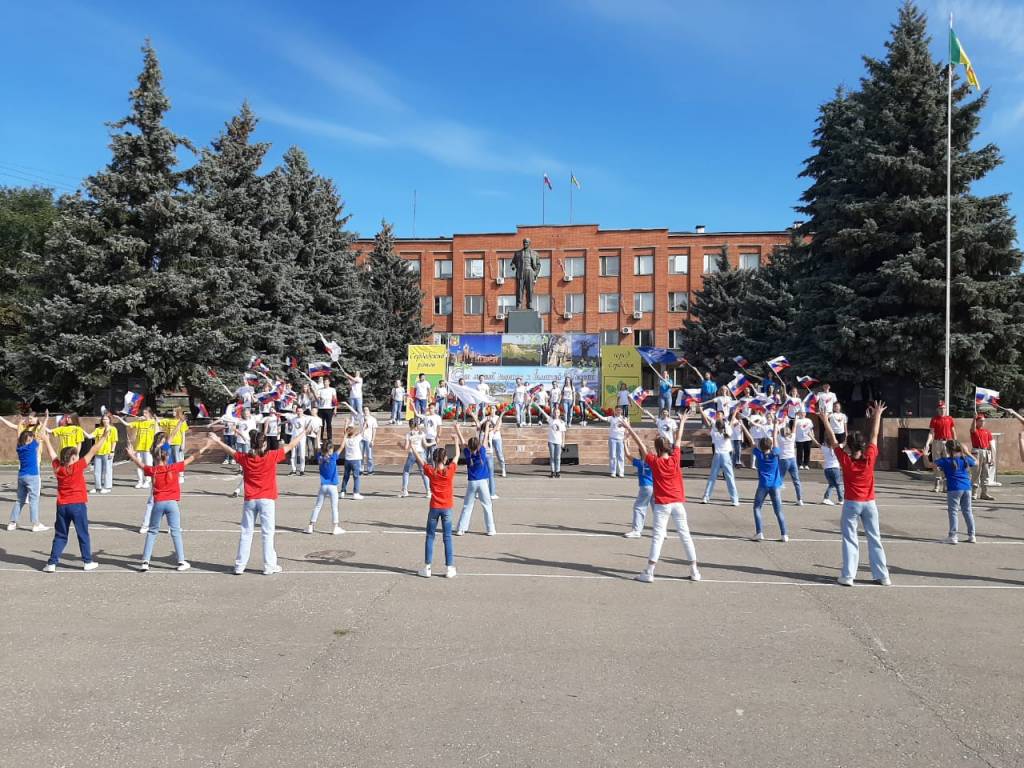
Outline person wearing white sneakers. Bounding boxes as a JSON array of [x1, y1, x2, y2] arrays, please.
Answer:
[[8, 427, 48, 533], [89, 413, 118, 494], [412, 426, 463, 578], [360, 405, 378, 476], [935, 441, 977, 545], [485, 405, 508, 480], [116, 409, 157, 488], [925, 404, 956, 493], [455, 423, 495, 536], [624, 415, 700, 583], [308, 441, 344, 535], [207, 429, 305, 575], [700, 409, 740, 506], [622, 439, 654, 538], [822, 401, 891, 587], [587, 404, 628, 478], [399, 417, 430, 497], [339, 423, 364, 500], [536, 403, 567, 478], [40, 431, 103, 572], [819, 440, 844, 506], [776, 419, 805, 506], [794, 412, 815, 470], [125, 440, 207, 571], [469, 406, 504, 498], [739, 419, 788, 542]]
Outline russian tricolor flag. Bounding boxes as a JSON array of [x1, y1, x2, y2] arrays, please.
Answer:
[[975, 387, 999, 406], [630, 386, 650, 402], [684, 388, 701, 406], [767, 356, 791, 374], [284, 355, 299, 369], [318, 333, 342, 363], [247, 356, 270, 374], [796, 375, 819, 389], [257, 390, 280, 405], [196, 403, 210, 418], [802, 391, 818, 414], [243, 372, 260, 385], [733, 355, 749, 369], [727, 371, 751, 397], [122, 391, 143, 416], [309, 362, 332, 379], [903, 448, 924, 465]]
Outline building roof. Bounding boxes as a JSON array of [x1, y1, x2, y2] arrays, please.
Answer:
[[353, 223, 794, 244]]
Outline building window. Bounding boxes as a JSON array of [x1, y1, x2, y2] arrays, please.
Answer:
[[668, 252, 689, 274], [668, 329, 685, 349], [538, 258, 551, 278], [669, 291, 689, 312], [600, 330, 619, 346], [497, 295, 516, 314], [703, 252, 723, 273], [564, 293, 585, 314], [434, 260, 453, 279], [535, 294, 551, 314], [599, 255, 620, 276], [464, 295, 483, 315], [633, 255, 654, 275], [404, 258, 421, 274], [633, 329, 653, 347], [599, 293, 619, 314], [633, 292, 654, 313], [464, 259, 484, 279], [498, 258, 513, 278], [434, 296, 452, 315], [563, 256, 585, 278], [740, 252, 760, 270]]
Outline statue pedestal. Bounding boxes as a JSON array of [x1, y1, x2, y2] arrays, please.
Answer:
[[506, 309, 543, 334]]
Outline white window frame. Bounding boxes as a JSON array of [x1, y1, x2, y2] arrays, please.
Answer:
[[464, 295, 483, 315], [633, 329, 653, 347], [669, 291, 689, 313], [599, 255, 620, 277], [563, 256, 585, 278], [433, 296, 452, 315], [600, 330, 619, 346], [633, 292, 654, 313], [497, 295, 516, 313], [434, 259, 453, 279], [668, 329, 685, 349], [703, 253, 722, 274], [538, 258, 551, 278], [535, 294, 551, 314], [668, 253, 689, 275], [464, 259, 485, 279], [404, 258, 421, 274], [633, 254, 654, 275], [599, 293, 619, 314], [564, 293, 585, 314], [740, 252, 760, 270], [498, 258, 513, 278]]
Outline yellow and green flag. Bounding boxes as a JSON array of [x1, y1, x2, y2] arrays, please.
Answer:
[[570, 174, 581, 190], [950, 28, 980, 90]]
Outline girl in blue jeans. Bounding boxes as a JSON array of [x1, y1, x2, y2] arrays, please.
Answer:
[[623, 442, 654, 537], [412, 425, 464, 578], [740, 420, 788, 542], [8, 427, 47, 532], [935, 441, 977, 544]]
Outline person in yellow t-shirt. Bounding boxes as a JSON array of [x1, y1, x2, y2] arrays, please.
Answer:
[[116, 409, 157, 488], [90, 413, 119, 494], [49, 414, 86, 451], [0, 412, 44, 435], [159, 408, 190, 482]]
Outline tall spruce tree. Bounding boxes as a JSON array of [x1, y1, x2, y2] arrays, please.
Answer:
[[361, 219, 429, 398], [0, 186, 56, 356], [11, 41, 200, 407], [793, 2, 1024, 407]]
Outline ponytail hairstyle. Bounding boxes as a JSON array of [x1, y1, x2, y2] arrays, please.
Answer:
[[154, 446, 170, 465], [59, 446, 78, 466], [432, 447, 448, 468], [653, 436, 669, 456], [467, 436, 480, 453], [252, 431, 268, 456], [17, 430, 35, 446], [846, 431, 866, 457], [68, 413, 81, 427]]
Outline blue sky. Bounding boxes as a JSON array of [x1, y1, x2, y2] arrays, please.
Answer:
[[2, 1, 1022, 242]]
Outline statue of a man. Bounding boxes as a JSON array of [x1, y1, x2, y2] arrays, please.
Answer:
[[510, 238, 541, 310]]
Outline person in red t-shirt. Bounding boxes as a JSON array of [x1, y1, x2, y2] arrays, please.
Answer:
[[926, 405, 957, 493], [126, 440, 210, 572], [207, 429, 306, 575], [969, 415, 995, 501], [822, 401, 891, 587], [624, 414, 701, 583], [411, 425, 464, 579], [41, 431, 103, 572]]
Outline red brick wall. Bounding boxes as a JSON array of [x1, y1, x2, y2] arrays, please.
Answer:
[[353, 225, 791, 346]]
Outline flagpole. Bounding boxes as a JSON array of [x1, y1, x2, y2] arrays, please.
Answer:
[[542, 178, 546, 225], [569, 172, 574, 225], [944, 12, 953, 409]]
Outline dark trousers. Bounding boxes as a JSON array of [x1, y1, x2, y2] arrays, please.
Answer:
[[796, 440, 812, 466], [48, 503, 92, 565], [318, 408, 334, 442]]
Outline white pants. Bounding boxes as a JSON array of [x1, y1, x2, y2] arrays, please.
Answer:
[[291, 438, 307, 472], [647, 502, 697, 565], [311, 484, 339, 524], [136, 451, 153, 484]]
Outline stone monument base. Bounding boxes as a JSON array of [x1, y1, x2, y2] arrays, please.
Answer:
[[506, 309, 543, 334]]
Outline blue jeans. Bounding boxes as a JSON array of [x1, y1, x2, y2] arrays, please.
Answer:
[[350, 396, 362, 415], [402, 451, 430, 493], [562, 400, 573, 426], [414, 398, 427, 415], [11, 475, 41, 524], [659, 392, 672, 412], [548, 442, 562, 473], [143, 500, 185, 563], [168, 445, 183, 464], [946, 490, 975, 536], [632, 484, 653, 532], [425, 508, 454, 566], [342, 460, 361, 494], [778, 457, 803, 501], [514, 402, 525, 426], [753, 485, 786, 536], [361, 440, 374, 473], [47, 503, 92, 565], [311, 484, 339, 524], [732, 440, 743, 466], [436, 397, 447, 417], [491, 435, 506, 474], [704, 452, 739, 502], [608, 438, 625, 475], [93, 454, 114, 491], [457, 479, 494, 533], [392, 400, 403, 421], [840, 500, 889, 581], [824, 467, 844, 501], [236, 499, 277, 571]]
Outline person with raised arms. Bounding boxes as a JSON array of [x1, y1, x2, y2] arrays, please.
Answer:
[[622, 432, 654, 539], [411, 425, 464, 578], [623, 414, 700, 583], [536, 403, 567, 478], [739, 417, 788, 542], [311, 376, 338, 443], [115, 409, 157, 489], [924, 403, 956, 493], [337, 368, 364, 415], [513, 377, 528, 428], [399, 417, 430, 498], [454, 422, 495, 536], [586, 403, 629, 478], [699, 409, 740, 506], [307, 439, 344, 536], [935, 441, 977, 545], [413, 373, 432, 416], [7, 420, 48, 532], [89, 412, 118, 494], [40, 430, 104, 572], [821, 400, 892, 587], [969, 415, 995, 501]]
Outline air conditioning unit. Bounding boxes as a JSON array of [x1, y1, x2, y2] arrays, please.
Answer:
[[496, 312, 506, 321], [632, 311, 643, 320], [563, 311, 573, 320], [564, 273, 574, 282], [495, 276, 505, 285], [621, 326, 632, 335]]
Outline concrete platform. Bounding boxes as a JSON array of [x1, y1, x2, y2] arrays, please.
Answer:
[[1, 462, 1022, 768]]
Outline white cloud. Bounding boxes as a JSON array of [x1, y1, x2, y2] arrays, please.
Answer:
[[258, 104, 391, 148], [952, 0, 1024, 56]]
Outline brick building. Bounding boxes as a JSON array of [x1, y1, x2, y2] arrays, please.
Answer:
[[353, 223, 792, 350]]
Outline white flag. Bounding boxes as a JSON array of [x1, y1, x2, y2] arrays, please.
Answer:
[[448, 380, 497, 407]]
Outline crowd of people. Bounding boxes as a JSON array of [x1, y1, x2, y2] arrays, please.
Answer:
[[2, 366, 1016, 586]]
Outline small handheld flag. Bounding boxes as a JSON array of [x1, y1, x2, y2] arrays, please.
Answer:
[[802, 391, 818, 414], [726, 371, 751, 397], [975, 387, 1000, 407], [796, 375, 819, 389], [766, 356, 791, 374], [733, 356, 749, 369], [629, 386, 649, 403], [121, 391, 144, 416], [318, 333, 342, 363], [309, 362, 332, 379], [284, 355, 299, 369], [903, 448, 924, 465], [684, 388, 701, 406], [243, 372, 260, 386], [256, 390, 280, 406], [247, 356, 270, 374], [196, 403, 210, 419], [543, 173, 553, 190]]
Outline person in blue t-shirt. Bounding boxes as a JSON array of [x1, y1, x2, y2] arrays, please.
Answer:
[[657, 372, 674, 413], [456, 423, 494, 536], [623, 440, 655, 538], [9, 428, 48, 532], [699, 372, 718, 403], [935, 441, 977, 544], [307, 442, 344, 535], [741, 419, 788, 542]]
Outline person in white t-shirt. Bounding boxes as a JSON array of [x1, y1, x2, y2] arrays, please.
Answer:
[[533, 384, 549, 421], [421, 404, 442, 449], [637, 404, 677, 447], [390, 381, 405, 424], [340, 369, 364, 414], [815, 384, 838, 439], [413, 374, 432, 416], [339, 423, 364, 500], [287, 410, 313, 475], [537, 404, 567, 477], [794, 414, 815, 470], [513, 377, 529, 428], [360, 406, 378, 475], [700, 409, 740, 505], [731, 417, 745, 468], [560, 378, 576, 426], [819, 440, 844, 505], [828, 402, 848, 445], [312, 377, 338, 442], [776, 419, 804, 505], [589, 406, 629, 477], [435, 379, 449, 418]]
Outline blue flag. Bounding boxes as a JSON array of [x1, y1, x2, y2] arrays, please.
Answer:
[[636, 347, 682, 366]]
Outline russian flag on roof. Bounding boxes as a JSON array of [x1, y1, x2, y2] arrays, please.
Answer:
[[767, 356, 791, 374], [975, 386, 1000, 406]]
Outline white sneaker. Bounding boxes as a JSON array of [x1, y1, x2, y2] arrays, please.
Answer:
[[138, 525, 148, 534], [781, 534, 789, 542], [134, 482, 144, 489], [233, 567, 245, 575], [177, 561, 191, 572], [690, 566, 702, 582], [399, 490, 408, 498], [753, 532, 764, 541], [230, 490, 239, 498], [610, 473, 617, 478], [877, 576, 892, 586], [446, 566, 457, 578], [502, 469, 507, 478], [624, 530, 641, 538], [83, 562, 98, 571], [417, 566, 431, 578], [338, 492, 345, 499], [491, 494, 500, 500], [263, 564, 283, 576], [42, 563, 56, 573], [700, 497, 708, 504], [89, 488, 96, 494], [731, 500, 740, 507], [635, 570, 654, 583], [944, 535, 958, 545], [31, 523, 49, 532], [100, 489, 111, 494], [454, 530, 465, 536], [179, 475, 185, 484], [139, 562, 150, 572], [332, 525, 345, 535], [486, 530, 496, 536], [142, 481, 151, 489], [352, 493, 364, 500], [967, 534, 977, 543], [837, 576, 854, 587], [797, 500, 805, 506], [822, 498, 835, 506], [305, 523, 314, 534], [6, 522, 15, 531]]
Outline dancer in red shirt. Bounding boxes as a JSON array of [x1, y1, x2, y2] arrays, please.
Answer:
[[624, 415, 701, 583], [41, 432, 103, 572], [411, 425, 465, 579]]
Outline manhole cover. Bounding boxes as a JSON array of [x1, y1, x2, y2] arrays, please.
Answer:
[[306, 550, 355, 562]]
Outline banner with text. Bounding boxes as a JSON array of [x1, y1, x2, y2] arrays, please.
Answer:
[[600, 345, 643, 423], [406, 344, 448, 419]]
